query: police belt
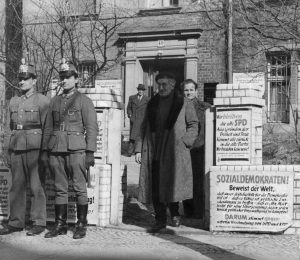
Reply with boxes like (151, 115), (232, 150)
(54, 123), (84, 133)
(12, 124), (42, 130)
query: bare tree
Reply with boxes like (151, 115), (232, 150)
(0, 0), (135, 163)
(20, 0), (134, 95)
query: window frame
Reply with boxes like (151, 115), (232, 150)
(145, 0), (179, 9)
(65, 0), (97, 16)
(78, 61), (97, 88)
(266, 53), (291, 123)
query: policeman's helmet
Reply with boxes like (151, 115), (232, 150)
(18, 58), (37, 80)
(59, 58), (78, 79)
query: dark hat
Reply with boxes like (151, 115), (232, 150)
(59, 58), (78, 78)
(18, 58), (36, 79)
(155, 71), (176, 82)
(137, 84), (146, 90)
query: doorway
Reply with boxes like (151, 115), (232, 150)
(141, 58), (185, 97)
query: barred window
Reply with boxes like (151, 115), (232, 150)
(145, 0), (179, 8)
(66, 0), (97, 15)
(267, 53), (291, 123)
(78, 62), (96, 88)
(169, 0), (179, 6)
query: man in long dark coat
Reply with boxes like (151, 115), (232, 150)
(135, 72), (198, 233)
(0, 59), (50, 236)
(126, 84), (149, 156)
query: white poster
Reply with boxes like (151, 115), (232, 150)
(216, 108), (251, 165)
(0, 167), (10, 220)
(210, 170), (294, 232)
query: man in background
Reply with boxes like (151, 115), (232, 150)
(181, 79), (211, 219)
(126, 84), (149, 156)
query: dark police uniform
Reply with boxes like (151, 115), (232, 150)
(43, 59), (98, 239)
(43, 90), (98, 205)
(4, 83), (50, 230)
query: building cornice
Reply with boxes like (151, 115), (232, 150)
(118, 28), (202, 41)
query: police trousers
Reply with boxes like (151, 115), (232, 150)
(49, 152), (87, 205)
(9, 150), (46, 228)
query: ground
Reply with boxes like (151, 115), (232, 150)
(0, 198), (299, 260)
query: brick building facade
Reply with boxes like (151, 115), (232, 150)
(18, 0), (300, 141)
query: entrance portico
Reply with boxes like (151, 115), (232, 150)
(118, 28), (202, 136)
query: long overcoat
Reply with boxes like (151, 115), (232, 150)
(127, 94), (150, 141)
(135, 92), (199, 204)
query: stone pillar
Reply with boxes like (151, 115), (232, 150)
(124, 57), (137, 132)
(297, 65), (300, 118)
(204, 83), (265, 228)
(204, 108), (214, 229)
(184, 55), (198, 82)
(79, 80), (125, 226)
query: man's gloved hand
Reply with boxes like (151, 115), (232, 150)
(40, 151), (49, 168)
(135, 152), (142, 164)
(85, 151), (95, 169)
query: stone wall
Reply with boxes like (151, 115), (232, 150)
(96, 164), (127, 226)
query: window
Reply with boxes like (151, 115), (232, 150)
(169, 0), (179, 6)
(66, 0), (97, 15)
(267, 53), (291, 123)
(78, 62), (96, 88)
(146, 0), (179, 8)
(204, 83), (217, 105)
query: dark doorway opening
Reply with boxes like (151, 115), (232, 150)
(204, 82), (218, 105)
(141, 58), (184, 97)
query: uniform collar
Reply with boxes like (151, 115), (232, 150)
(21, 89), (35, 99)
(62, 88), (76, 98)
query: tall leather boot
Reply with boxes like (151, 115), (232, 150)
(45, 204), (68, 238)
(73, 204), (88, 239)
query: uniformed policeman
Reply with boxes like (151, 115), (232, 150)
(0, 59), (50, 236)
(43, 59), (98, 239)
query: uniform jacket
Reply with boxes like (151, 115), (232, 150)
(43, 90), (98, 153)
(135, 91), (199, 204)
(4, 92), (50, 151)
(126, 94), (150, 141)
(191, 98), (211, 150)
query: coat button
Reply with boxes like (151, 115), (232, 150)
(76, 132), (79, 135)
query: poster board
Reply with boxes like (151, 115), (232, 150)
(95, 80), (122, 96)
(0, 167), (10, 220)
(216, 108), (251, 165)
(210, 170), (293, 232)
(95, 109), (107, 162)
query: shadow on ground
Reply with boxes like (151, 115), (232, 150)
(123, 198), (206, 230)
(121, 199), (256, 259)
